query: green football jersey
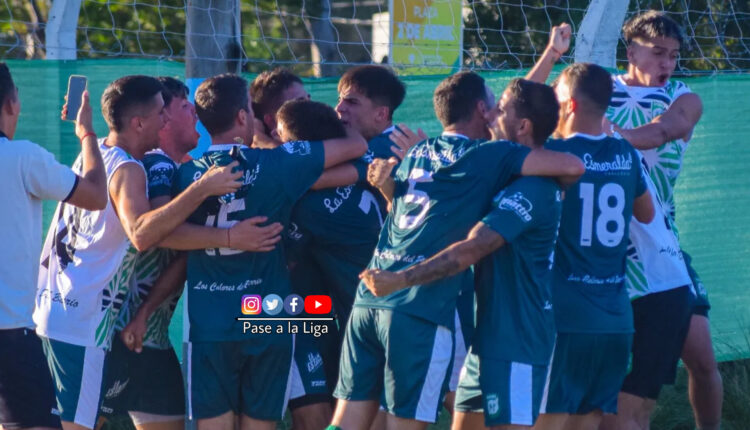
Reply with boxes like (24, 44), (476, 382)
(546, 134), (648, 334)
(287, 130), (395, 321)
(354, 134), (530, 327)
(172, 141), (324, 342)
(473, 176), (562, 365)
(115, 150), (179, 349)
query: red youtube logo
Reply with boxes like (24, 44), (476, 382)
(304, 295), (332, 314)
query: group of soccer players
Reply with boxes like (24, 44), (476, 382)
(0, 9), (722, 430)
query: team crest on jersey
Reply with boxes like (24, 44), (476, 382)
(486, 393), (500, 416)
(282, 140), (312, 156)
(147, 161), (174, 188)
(306, 352), (323, 373)
(497, 192), (533, 222)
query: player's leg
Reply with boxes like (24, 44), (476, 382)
(532, 414), (568, 430)
(381, 311), (453, 429)
(452, 351), (486, 430)
(40, 337), (107, 430)
(287, 334), (332, 430)
(0, 329), (61, 430)
(681, 251), (721, 430)
(240, 335), (294, 430)
(188, 341), (241, 430)
(331, 308), (386, 430)
(452, 412), (487, 430)
(196, 412), (234, 430)
(291, 403), (332, 430)
(560, 411), (602, 430)
(446, 299), (472, 416)
(98, 332), (135, 429)
(601, 392), (653, 430)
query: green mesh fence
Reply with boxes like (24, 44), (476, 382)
(10, 59), (750, 361)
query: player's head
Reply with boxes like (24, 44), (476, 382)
(276, 100), (346, 143)
(433, 71), (494, 139)
(157, 76), (199, 157)
(0, 63), (20, 139)
(623, 10), (684, 86)
(336, 65), (406, 140)
(488, 79), (558, 148)
(101, 75), (166, 151)
(554, 63), (612, 138)
(195, 74), (253, 145)
(250, 68), (309, 136)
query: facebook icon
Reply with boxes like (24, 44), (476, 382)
(284, 294), (303, 316)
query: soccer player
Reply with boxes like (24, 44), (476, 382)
(532, 63), (654, 430)
(33, 75), (246, 430)
(250, 67), (310, 148)
(0, 63), (107, 430)
(329, 71), (584, 430)
(359, 78), (565, 430)
(529, 13), (719, 430)
(99, 77), (284, 430)
(172, 74), (366, 430)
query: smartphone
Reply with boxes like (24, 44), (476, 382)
(64, 75), (88, 122)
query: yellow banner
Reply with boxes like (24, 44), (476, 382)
(390, 0), (463, 74)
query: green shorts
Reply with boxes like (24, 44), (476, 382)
(540, 333), (632, 415)
(288, 332), (331, 409)
(186, 336), (293, 421)
(40, 337), (107, 429)
(682, 251), (710, 315)
(334, 307), (454, 423)
(100, 332), (184, 418)
(455, 351), (548, 427)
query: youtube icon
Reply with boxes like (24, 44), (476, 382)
(304, 295), (332, 314)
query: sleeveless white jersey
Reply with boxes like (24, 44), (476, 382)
(607, 75), (692, 224)
(626, 156), (693, 299)
(34, 140), (145, 348)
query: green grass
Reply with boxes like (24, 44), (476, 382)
(103, 359), (750, 430)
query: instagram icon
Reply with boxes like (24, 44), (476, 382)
(241, 295), (261, 315)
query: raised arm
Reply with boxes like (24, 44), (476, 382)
(321, 127), (368, 168)
(109, 162), (242, 251)
(62, 91), (108, 210)
(612, 93), (703, 150)
(520, 148), (584, 186)
(525, 23), (572, 84)
(360, 222), (504, 297)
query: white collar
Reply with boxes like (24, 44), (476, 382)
(567, 132), (608, 141)
(441, 131), (470, 140)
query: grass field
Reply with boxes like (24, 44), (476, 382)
(102, 359), (750, 430)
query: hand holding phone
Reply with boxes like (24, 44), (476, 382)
(62, 75), (94, 141)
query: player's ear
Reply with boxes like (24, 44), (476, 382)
(237, 107), (248, 127)
(519, 118), (533, 139)
(375, 105), (390, 123)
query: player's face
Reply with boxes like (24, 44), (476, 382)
(139, 93), (167, 150)
(554, 76), (573, 135)
(627, 36), (680, 87)
(162, 96), (199, 152)
(336, 86), (381, 140)
(487, 89), (520, 142)
(275, 119), (292, 143)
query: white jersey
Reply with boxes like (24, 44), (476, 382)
(34, 140), (145, 348)
(607, 75), (692, 224)
(626, 157), (693, 299)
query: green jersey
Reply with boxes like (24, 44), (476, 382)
(172, 142), (324, 342)
(287, 130), (395, 320)
(546, 134), (647, 333)
(354, 134), (530, 327)
(115, 150), (179, 349)
(473, 176), (562, 365)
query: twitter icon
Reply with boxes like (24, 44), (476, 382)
(262, 294), (283, 315)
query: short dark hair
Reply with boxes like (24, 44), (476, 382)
(101, 75), (164, 132)
(338, 65), (406, 120)
(277, 100), (346, 142)
(506, 79), (559, 146)
(250, 68), (303, 122)
(433, 72), (490, 127)
(623, 10), (684, 46)
(560, 63), (613, 116)
(195, 74), (249, 136)
(0, 63), (15, 108)
(157, 76), (189, 107)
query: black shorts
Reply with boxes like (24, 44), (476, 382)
(0, 328), (61, 428)
(621, 286), (694, 399)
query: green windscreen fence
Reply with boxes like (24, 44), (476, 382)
(11, 59), (750, 361)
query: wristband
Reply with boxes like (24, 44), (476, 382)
(80, 131), (97, 142)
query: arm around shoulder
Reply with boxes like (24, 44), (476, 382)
(617, 93), (703, 150)
(520, 148), (584, 186)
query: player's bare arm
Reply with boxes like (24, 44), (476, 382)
(525, 23), (572, 84)
(389, 123), (427, 160)
(109, 161), (242, 251)
(120, 253), (187, 353)
(610, 93), (703, 150)
(60, 90), (108, 210)
(520, 148), (585, 186)
(633, 189), (656, 223)
(360, 222), (505, 297)
(367, 157), (398, 204)
(321, 126), (368, 168)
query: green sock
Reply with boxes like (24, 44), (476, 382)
(324, 426), (343, 430)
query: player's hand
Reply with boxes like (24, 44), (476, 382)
(389, 123), (427, 160)
(227, 216), (283, 252)
(359, 269), (405, 297)
(196, 161), (243, 196)
(548, 23), (572, 57)
(368, 157), (398, 189)
(121, 313), (148, 353)
(64, 90), (95, 141)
